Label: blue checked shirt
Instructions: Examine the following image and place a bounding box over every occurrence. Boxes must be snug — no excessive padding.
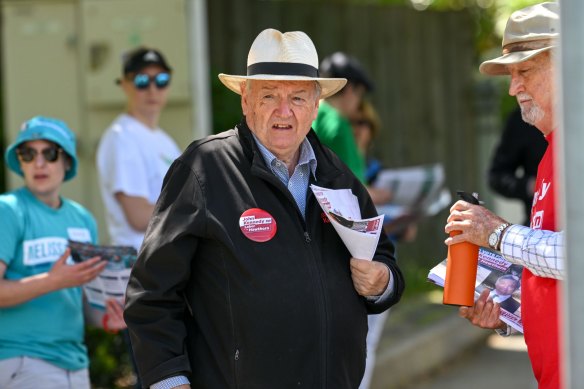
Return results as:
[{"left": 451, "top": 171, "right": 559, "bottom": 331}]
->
[
  {"left": 252, "top": 134, "right": 317, "bottom": 217},
  {"left": 495, "top": 225, "right": 564, "bottom": 337},
  {"left": 500, "top": 224, "right": 565, "bottom": 280}
]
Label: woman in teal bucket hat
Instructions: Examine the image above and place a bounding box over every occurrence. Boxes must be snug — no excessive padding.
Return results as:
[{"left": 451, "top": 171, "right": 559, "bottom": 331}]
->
[{"left": 0, "top": 116, "right": 123, "bottom": 388}]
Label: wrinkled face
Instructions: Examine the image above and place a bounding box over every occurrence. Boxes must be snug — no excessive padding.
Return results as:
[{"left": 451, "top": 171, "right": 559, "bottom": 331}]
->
[
  {"left": 495, "top": 278, "right": 519, "bottom": 296},
  {"left": 121, "top": 65, "right": 170, "bottom": 118},
  {"left": 241, "top": 80, "right": 320, "bottom": 162},
  {"left": 507, "top": 52, "right": 555, "bottom": 134},
  {"left": 18, "top": 140, "right": 69, "bottom": 200}
]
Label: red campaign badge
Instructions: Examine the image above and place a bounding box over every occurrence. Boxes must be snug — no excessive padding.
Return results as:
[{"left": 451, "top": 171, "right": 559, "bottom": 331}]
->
[{"left": 239, "top": 208, "right": 277, "bottom": 242}]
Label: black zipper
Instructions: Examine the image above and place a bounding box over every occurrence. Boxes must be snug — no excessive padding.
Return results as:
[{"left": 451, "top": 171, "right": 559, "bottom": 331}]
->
[
  {"left": 304, "top": 192, "right": 329, "bottom": 388},
  {"left": 252, "top": 159, "right": 334, "bottom": 387}
]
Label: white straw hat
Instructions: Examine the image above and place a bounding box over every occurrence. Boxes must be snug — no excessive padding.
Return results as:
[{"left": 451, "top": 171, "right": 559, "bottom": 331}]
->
[
  {"left": 480, "top": 2, "right": 559, "bottom": 76},
  {"left": 218, "top": 29, "right": 347, "bottom": 99}
]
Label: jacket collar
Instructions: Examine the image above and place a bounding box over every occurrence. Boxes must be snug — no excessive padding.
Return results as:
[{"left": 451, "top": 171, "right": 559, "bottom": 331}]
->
[{"left": 236, "top": 117, "right": 343, "bottom": 185}]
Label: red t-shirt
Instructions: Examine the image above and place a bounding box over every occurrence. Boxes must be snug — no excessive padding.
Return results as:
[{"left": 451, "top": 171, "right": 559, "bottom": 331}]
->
[{"left": 522, "top": 130, "right": 560, "bottom": 388}]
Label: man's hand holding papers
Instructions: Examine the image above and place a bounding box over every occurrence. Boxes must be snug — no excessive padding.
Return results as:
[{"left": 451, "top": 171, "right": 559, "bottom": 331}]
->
[
  {"left": 68, "top": 240, "right": 136, "bottom": 310},
  {"left": 311, "top": 185, "right": 390, "bottom": 297}
]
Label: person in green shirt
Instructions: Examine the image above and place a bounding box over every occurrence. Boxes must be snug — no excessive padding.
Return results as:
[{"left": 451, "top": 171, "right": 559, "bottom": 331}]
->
[
  {"left": 312, "top": 52, "right": 371, "bottom": 182},
  {"left": 313, "top": 52, "right": 391, "bottom": 205}
]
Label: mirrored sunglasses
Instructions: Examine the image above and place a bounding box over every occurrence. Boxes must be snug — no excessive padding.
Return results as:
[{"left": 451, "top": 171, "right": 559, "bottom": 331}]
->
[
  {"left": 132, "top": 72, "right": 171, "bottom": 90},
  {"left": 17, "top": 147, "right": 63, "bottom": 163}
]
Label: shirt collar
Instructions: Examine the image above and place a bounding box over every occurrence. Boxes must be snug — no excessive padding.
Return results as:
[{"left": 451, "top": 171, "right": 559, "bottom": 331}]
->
[{"left": 251, "top": 133, "right": 317, "bottom": 178}]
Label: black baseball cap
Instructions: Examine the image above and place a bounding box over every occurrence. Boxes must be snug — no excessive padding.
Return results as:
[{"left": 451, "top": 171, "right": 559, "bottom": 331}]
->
[
  {"left": 121, "top": 47, "right": 172, "bottom": 76},
  {"left": 320, "top": 52, "right": 374, "bottom": 92}
]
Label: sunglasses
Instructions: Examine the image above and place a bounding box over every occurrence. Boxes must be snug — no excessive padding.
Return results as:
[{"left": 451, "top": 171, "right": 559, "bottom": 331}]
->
[
  {"left": 17, "top": 146, "right": 63, "bottom": 163},
  {"left": 132, "top": 72, "right": 171, "bottom": 90}
]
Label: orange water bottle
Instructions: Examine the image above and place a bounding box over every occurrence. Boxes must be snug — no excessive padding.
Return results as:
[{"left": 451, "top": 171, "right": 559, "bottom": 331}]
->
[{"left": 443, "top": 191, "right": 480, "bottom": 307}]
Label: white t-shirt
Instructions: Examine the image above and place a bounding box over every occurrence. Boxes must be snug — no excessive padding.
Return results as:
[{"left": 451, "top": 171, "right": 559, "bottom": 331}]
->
[{"left": 96, "top": 114, "right": 181, "bottom": 250}]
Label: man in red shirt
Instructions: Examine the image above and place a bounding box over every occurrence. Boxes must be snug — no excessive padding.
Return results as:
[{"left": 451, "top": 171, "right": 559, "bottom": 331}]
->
[{"left": 444, "top": 3, "right": 564, "bottom": 388}]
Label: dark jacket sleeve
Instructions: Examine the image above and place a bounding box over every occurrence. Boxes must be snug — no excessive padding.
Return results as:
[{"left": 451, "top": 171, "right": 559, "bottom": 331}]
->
[
  {"left": 124, "top": 159, "right": 204, "bottom": 387},
  {"left": 488, "top": 111, "right": 532, "bottom": 202}
]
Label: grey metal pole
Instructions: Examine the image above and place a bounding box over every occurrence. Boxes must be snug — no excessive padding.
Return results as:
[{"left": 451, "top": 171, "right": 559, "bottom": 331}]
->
[
  {"left": 557, "top": 0, "right": 584, "bottom": 387},
  {"left": 186, "top": 0, "right": 212, "bottom": 140}
]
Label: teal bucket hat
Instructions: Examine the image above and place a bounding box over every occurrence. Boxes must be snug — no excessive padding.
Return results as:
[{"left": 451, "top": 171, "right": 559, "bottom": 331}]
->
[{"left": 5, "top": 116, "right": 78, "bottom": 181}]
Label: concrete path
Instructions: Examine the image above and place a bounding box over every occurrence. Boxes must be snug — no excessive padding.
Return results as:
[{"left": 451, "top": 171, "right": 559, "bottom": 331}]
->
[
  {"left": 406, "top": 334, "right": 537, "bottom": 389},
  {"left": 369, "top": 291, "right": 537, "bottom": 389}
]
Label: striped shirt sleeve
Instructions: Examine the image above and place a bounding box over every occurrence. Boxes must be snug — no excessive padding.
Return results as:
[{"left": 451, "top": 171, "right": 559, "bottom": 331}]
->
[{"left": 499, "top": 224, "right": 565, "bottom": 280}]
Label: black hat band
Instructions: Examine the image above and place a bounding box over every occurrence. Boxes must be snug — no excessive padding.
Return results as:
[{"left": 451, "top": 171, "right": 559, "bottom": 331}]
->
[{"left": 247, "top": 62, "right": 319, "bottom": 77}]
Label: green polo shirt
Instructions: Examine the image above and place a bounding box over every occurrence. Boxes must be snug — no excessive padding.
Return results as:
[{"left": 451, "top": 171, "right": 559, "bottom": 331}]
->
[{"left": 312, "top": 101, "right": 366, "bottom": 183}]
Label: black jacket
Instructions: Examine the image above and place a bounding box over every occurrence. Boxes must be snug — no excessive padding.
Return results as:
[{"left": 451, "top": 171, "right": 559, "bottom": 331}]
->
[
  {"left": 488, "top": 108, "right": 547, "bottom": 225},
  {"left": 125, "top": 121, "right": 405, "bottom": 388},
  {"left": 499, "top": 296, "right": 521, "bottom": 314}
]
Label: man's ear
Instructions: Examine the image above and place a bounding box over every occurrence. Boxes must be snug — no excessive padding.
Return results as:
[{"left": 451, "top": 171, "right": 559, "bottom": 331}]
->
[{"left": 240, "top": 82, "right": 249, "bottom": 116}]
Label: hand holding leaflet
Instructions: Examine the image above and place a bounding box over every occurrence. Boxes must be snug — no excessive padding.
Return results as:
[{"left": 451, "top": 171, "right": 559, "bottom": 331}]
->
[
  {"left": 311, "top": 185, "right": 384, "bottom": 260},
  {"left": 372, "top": 163, "right": 452, "bottom": 238},
  {"left": 68, "top": 240, "right": 136, "bottom": 310}
]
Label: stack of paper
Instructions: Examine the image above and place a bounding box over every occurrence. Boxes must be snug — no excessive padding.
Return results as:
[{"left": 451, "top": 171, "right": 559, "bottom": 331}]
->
[
  {"left": 428, "top": 247, "right": 524, "bottom": 333},
  {"left": 69, "top": 240, "right": 136, "bottom": 310},
  {"left": 372, "top": 164, "right": 452, "bottom": 233}
]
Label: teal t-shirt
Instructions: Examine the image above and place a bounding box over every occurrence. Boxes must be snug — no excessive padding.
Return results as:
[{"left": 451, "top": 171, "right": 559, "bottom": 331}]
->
[
  {"left": 312, "top": 100, "right": 366, "bottom": 183},
  {"left": 0, "top": 187, "right": 97, "bottom": 371}
]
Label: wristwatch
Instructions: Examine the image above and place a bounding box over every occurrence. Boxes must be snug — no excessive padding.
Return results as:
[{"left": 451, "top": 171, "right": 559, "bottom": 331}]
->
[{"left": 488, "top": 223, "right": 510, "bottom": 251}]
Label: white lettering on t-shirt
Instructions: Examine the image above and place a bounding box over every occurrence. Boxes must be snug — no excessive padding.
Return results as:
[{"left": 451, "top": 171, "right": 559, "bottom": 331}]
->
[
  {"left": 538, "top": 181, "right": 551, "bottom": 201},
  {"left": 22, "top": 237, "right": 68, "bottom": 266},
  {"left": 532, "top": 180, "right": 551, "bottom": 209},
  {"left": 67, "top": 228, "right": 91, "bottom": 242},
  {"left": 532, "top": 210, "right": 544, "bottom": 230}
]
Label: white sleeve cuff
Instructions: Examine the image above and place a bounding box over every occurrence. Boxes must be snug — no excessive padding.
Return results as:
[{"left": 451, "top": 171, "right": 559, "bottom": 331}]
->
[{"left": 366, "top": 264, "right": 394, "bottom": 303}]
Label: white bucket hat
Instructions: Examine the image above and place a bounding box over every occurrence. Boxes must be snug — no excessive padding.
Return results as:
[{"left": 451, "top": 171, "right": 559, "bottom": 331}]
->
[
  {"left": 480, "top": 2, "right": 559, "bottom": 76},
  {"left": 218, "top": 29, "right": 347, "bottom": 99}
]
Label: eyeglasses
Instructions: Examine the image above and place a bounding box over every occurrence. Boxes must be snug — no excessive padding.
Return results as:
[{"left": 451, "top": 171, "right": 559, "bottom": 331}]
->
[
  {"left": 132, "top": 72, "right": 171, "bottom": 90},
  {"left": 17, "top": 147, "right": 63, "bottom": 163}
]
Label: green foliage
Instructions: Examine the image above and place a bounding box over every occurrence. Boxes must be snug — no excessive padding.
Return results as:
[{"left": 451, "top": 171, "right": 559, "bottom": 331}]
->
[
  {"left": 86, "top": 328, "right": 136, "bottom": 389},
  {"left": 210, "top": 68, "right": 243, "bottom": 134},
  {"left": 370, "top": 0, "right": 545, "bottom": 54},
  {"left": 400, "top": 256, "right": 437, "bottom": 298}
]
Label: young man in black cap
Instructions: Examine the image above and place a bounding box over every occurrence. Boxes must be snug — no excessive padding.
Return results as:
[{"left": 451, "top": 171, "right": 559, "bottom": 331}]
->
[
  {"left": 312, "top": 52, "right": 374, "bottom": 183},
  {"left": 313, "top": 53, "right": 391, "bottom": 207},
  {"left": 97, "top": 47, "right": 181, "bottom": 251}
]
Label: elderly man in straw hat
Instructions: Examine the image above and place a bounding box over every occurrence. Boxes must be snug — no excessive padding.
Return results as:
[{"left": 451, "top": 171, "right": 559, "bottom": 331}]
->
[
  {"left": 444, "top": 2, "right": 564, "bottom": 387},
  {"left": 124, "top": 28, "right": 404, "bottom": 388}
]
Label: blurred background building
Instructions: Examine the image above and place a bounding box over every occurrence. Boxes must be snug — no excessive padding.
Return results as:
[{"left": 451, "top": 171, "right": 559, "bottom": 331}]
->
[{"left": 1, "top": 0, "right": 210, "bottom": 242}]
